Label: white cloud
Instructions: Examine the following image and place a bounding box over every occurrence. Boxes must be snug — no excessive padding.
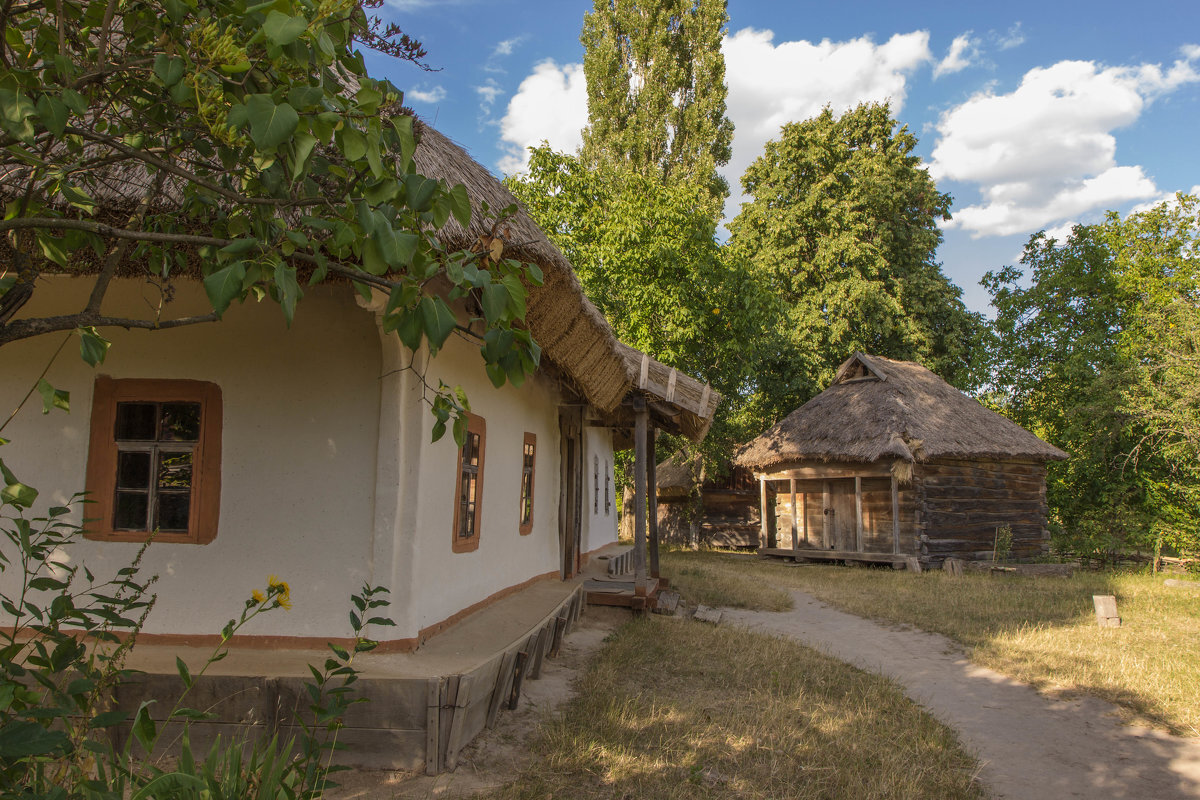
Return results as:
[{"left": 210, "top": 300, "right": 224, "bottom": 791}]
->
[
  {"left": 721, "top": 28, "right": 932, "bottom": 219},
  {"left": 475, "top": 80, "right": 502, "bottom": 106},
  {"left": 994, "top": 22, "right": 1025, "bottom": 51},
  {"left": 407, "top": 85, "right": 446, "bottom": 104},
  {"left": 497, "top": 60, "right": 588, "bottom": 175},
  {"left": 496, "top": 27, "right": 934, "bottom": 213},
  {"left": 931, "top": 49, "right": 1200, "bottom": 237},
  {"left": 492, "top": 36, "right": 525, "bottom": 59},
  {"left": 934, "top": 33, "right": 978, "bottom": 78}
]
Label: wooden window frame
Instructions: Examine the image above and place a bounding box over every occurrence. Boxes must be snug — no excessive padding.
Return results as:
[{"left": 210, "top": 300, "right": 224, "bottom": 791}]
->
[
  {"left": 451, "top": 413, "right": 486, "bottom": 553},
  {"left": 84, "top": 376, "right": 222, "bottom": 545},
  {"left": 518, "top": 432, "right": 536, "bottom": 535}
]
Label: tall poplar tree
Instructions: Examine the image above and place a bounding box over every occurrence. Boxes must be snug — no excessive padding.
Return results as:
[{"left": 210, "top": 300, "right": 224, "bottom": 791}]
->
[{"left": 579, "top": 0, "right": 734, "bottom": 213}]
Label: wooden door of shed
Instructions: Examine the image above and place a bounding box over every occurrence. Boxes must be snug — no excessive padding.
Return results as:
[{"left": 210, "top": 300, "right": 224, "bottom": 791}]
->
[{"left": 825, "top": 479, "right": 857, "bottom": 551}]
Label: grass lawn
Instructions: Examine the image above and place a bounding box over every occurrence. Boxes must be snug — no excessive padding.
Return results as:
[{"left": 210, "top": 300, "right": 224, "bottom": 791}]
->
[
  {"left": 662, "top": 549, "right": 1200, "bottom": 736},
  {"left": 482, "top": 615, "right": 982, "bottom": 800}
]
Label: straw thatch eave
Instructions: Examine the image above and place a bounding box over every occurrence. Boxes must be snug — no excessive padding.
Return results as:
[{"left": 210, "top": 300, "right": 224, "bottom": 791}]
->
[
  {"left": 1, "top": 110, "right": 635, "bottom": 413},
  {"left": 734, "top": 352, "right": 1067, "bottom": 471},
  {"left": 594, "top": 342, "right": 720, "bottom": 442}
]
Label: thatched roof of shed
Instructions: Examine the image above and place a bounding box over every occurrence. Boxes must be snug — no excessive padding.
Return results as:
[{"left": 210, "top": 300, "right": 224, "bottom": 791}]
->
[{"left": 735, "top": 353, "right": 1066, "bottom": 470}]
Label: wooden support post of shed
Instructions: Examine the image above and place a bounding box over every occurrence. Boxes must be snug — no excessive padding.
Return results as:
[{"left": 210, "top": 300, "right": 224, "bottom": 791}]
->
[
  {"left": 789, "top": 479, "right": 798, "bottom": 552},
  {"left": 632, "top": 397, "right": 648, "bottom": 594},
  {"left": 855, "top": 476, "right": 863, "bottom": 553},
  {"left": 647, "top": 426, "right": 660, "bottom": 580},
  {"left": 890, "top": 473, "right": 900, "bottom": 555},
  {"left": 822, "top": 480, "right": 831, "bottom": 549},
  {"left": 758, "top": 477, "right": 769, "bottom": 551},
  {"left": 801, "top": 490, "right": 808, "bottom": 546}
]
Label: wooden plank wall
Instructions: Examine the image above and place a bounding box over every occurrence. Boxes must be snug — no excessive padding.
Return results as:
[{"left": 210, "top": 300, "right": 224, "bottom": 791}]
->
[
  {"left": 655, "top": 489, "right": 760, "bottom": 548},
  {"left": 916, "top": 459, "right": 1050, "bottom": 561}
]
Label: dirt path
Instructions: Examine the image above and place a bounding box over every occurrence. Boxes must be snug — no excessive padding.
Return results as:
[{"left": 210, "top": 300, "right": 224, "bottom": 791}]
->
[{"left": 722, "top": 589, "right": 1200, "bottom": 800}]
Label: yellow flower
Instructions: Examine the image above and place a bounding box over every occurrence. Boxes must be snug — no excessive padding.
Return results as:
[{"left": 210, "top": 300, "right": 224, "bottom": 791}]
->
[
  {"left": 268, "top": 575, "right": 292, "bottom": 609},
  {"left": 251, "top": 589, "right": 266, "bottom": 604}
]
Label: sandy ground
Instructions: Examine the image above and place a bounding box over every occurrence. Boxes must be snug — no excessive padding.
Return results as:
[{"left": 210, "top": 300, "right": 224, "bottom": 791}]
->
[
  {"left": 722, "top": 589, "right": 1200, "bottom": 800},
  {"left": 324, "top": 606, "right": 627, "bottom": 799}
]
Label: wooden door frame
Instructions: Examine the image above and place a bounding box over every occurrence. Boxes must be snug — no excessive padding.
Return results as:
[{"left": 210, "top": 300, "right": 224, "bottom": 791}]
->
[{"left": 558, "top": 407, "right": 584, "bottom": 578}]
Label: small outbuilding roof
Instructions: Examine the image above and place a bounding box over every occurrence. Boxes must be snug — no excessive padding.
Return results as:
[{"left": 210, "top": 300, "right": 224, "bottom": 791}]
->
[{"left": 735, "top": 353, "right": 1067, "bottom": 470}]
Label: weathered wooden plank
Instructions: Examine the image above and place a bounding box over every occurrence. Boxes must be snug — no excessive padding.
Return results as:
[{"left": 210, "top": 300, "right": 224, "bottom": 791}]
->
[
  {"left": 425, "top": 677, "right": 442, "bottom": 775},
  {"left": 761, "top": 547, "right": 904, "bottom": 564},
  {"left": 549, "top": 612, "right": 568, "bottom": 658},
  {"left": 486, "top": 650, "right": 518, "bottom": 729},
  {"left": 759, "top": 463, "right": 893, "bottom": 481},
  {"left": 1093, "top": 594, "right": 1121, "bottom": 628},
  {"left": 443, "top": 675, "right": 474, "bottom": 772},
  {"left": 508, "top": 648, "right": 530, "bottom": 710}
]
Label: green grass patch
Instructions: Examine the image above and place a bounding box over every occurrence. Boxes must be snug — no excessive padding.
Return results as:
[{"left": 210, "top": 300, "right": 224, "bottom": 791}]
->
[
  {"left": 664, "top": 551, "right": 1200, "bottom": 737},
  {"left": 660, "top": 549, "right": 793, "bottom": 611},
  {"left": 483, "top": 616, "right": 983, "bottom": 800}
]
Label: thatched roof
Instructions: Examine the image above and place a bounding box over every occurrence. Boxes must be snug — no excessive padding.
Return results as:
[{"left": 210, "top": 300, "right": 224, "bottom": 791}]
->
[
  {"left": 614, "top": 342, "right": 719, "bottom": 441},
  {"left": 409, "top": 122, "right": 631, "bottom": 413},
  {"left": 735, "top": 353, "right": 1067, "bottom": 470}
]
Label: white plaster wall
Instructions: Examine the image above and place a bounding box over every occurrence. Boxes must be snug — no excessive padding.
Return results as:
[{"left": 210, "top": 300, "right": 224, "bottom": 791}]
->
[
  {"left": 0, "top": 278, "right": 382, "bottom": 639},
  {"left": 401, "top": 331, "right": 564, "bottom": 636},
  {"left": 582, "top": 427, "right": 619, "bottom": 556}
]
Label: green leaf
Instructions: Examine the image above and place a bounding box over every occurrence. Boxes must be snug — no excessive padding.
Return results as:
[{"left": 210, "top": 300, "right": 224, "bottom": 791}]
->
[
  {"left": 484, "top": 362, "right": 506, "bottom": 388},
  {"left": 36, "top": 379, "right": 70, "bottom": 414},
  {"left": 88, "top": 710, "right": 129, "bottom": 729},
  {"left": 244, "top": 95, "right": 299, "bottom": 150},
  {"left": 0, "top": 720, "right": 69, "bottom": 758},
  {"left": 419, "top": 296, "right": 456, "bottom": 353},
  {"left": 152, "top": 54, "right": 186, "bottom": 88},
  {"left": 480, "top": 283, "right": 508, "bottom": 324},
  {"left": 0, "top": 457, "right": 38, "bottom": 509},
  {"left": 203, "top": 263, "right": 247, "bottom": 316},
  {"left": 35, "top": 94, "right": 68, "bottom": 137},
  {"left": 448, "top": 184, "right": 471, "bottom": 229},
  {"left": 132, "top": 701, "right": 157, "bottom": 753},
  {"left": 391, "top": 307, "right": 423, "bottom": 351},
  {"left": 405, "top": 175, "right": 438, "bottom": 213},
  {"left": 175, "top": 656, "right": 193, "bottom": 689},
  {"left": 274, "top": 264, "right": 302, "bottom": 326},
  {"left": 291, "top": 131, "right": 317, "bottom": 181},
  {"left": 341, "top": 127, "right": 367, "bottom": 162},
  {"left": 77, "top": 326, "right": 111, "bottom": 366},
  {"left": 263, "top": 10, "right": 308, "bottom": 45}
]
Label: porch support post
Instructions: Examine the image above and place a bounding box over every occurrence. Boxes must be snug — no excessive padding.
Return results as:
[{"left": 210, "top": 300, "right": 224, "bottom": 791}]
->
[
  {"left": 891, "top": 472, "right": 900, "bottom": 555},
  {"left": 647, "top": 426, "right": 660, "bottom": 579},
  {"left": 789, "top": 478, "right": 798, "bottom": 553},
  {"left": 855, "top": 476, "right": 863, "bottom": 552},
  {"left": 758, "top": 477, "right": 769, "bottom": 551},
  {"left": 801, "top": 490, "right": 808, "bottom": 546},
  {"left": 632, "top": 397, "right": 648, "bottom": 591}
]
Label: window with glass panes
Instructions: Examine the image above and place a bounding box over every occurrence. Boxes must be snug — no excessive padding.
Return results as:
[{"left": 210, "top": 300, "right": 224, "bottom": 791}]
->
[
  {"left": 84, "top": 377, "right": 222, "bottom": 544},
  {"left": 519, "top": 433, "right": 535, "bottom": 534},
  {"left": 452, "top": 413, "right": 486, "bottom": 553}
]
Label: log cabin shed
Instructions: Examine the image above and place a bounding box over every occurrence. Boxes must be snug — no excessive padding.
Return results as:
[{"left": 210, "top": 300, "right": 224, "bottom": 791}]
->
[{"left": 734, "top": 353, "right": 1067, "bottom": 565}]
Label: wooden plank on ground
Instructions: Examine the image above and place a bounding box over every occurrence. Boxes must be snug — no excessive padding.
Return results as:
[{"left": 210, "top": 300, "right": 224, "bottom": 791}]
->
[
  {"left": 529, "top": 625, "right": 550, "bottom": 679},
  {"left": 508, "top": 647, "right": 530, "bottom": 710},
  {"left": 549, "top": 612, "right": 568, "bottom": 658},
  {"left": 486, "top": 650, "right": 518, "bottom": 729},
  {"left": 425, "top": 677, "right": 442, "bottom": 775},
  {"left": 443, "top": 675, "right": 474, "bottom": 772},
  {"left": 693, "top": 605, "right": 722, "bottom": 624}
]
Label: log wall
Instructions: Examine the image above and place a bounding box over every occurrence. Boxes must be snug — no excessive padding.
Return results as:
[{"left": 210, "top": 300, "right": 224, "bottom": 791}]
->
[
  {"left": 657, "top": 489, "right": 760, "bottom": 548},
  {"left": 915, "top": 459, "right": 1051, "bottom": 562}
]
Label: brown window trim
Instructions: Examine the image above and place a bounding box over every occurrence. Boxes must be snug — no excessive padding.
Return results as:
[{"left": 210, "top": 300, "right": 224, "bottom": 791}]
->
[
  {"left": 84, "top": 376, "right": 222, "bottom": 545},
  {"left": 519, "top": 432, "right": 536, "bottom": 535},
  {"left": 451, "top": 413, "right": 486, "bottom": 553}
]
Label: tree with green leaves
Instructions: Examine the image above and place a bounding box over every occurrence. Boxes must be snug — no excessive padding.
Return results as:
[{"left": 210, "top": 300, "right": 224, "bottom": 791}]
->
[
  {"left": 0, "top": 0, "right": 541, "bottom": 463},
  {"left": 579, "top": 0, "right": 734, "bottom": 215},
  {"left": 985, "top": 195, "right": 1200, "bottom": 562},
  {"left": 727, "top": 102, "right": 984, "bottom": 425}
]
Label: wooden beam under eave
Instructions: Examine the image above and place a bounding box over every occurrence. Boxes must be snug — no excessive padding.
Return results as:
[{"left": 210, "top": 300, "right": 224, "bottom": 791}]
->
[
  {"left": 855, "top": 475, "right": 863, "bottom": 553},
  {"left": 891, "top": 472, "right": 900, "bottom": 555}
]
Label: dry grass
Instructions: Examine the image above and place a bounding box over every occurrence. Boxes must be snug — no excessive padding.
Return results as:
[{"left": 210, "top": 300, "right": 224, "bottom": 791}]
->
[
  {"left": 481, "top": 616, "right": 983, "bottom": 800},
  {"left": 665, "top": 551, "right": 1200, "bottom": 737},
  {"left": 660, "top": 549, "right": 793, "bottom": 611}
]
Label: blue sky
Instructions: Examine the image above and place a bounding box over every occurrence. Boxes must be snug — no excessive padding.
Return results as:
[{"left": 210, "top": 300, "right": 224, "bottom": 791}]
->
[{"left": 367, "top": 1, "right": 1200, "bottom": 314}]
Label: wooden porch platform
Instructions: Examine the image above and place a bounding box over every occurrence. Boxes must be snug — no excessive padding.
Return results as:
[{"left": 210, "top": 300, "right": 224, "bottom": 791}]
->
[
  {"left": 759, "top": 547, "right": 906, "bottom": 566},
  {"left": 112, "top": 580, "right": 586, "bottom": 774}
]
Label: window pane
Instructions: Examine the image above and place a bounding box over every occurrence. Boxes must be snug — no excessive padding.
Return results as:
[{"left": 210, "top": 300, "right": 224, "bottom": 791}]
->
[
  {"left": 116, "top": 451, "right": 152, "bottom": 489},
  {"left": 115, "top": 403, "right": 157, "bottom": 440},
  {"left": 160, "top": 403, "right": 201, "bottom": 442},
  {"left": 114, "top": 491, "right": 149, "bottom": 530},
  {"left": 157, "top": 451, "right": 193, "bottom": 490},
  {"left": 155, "top": 492, "right": 191, "bottom": 532},
  {"left": 464, "top": 432, "right": 480, "bottom": 467}
]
